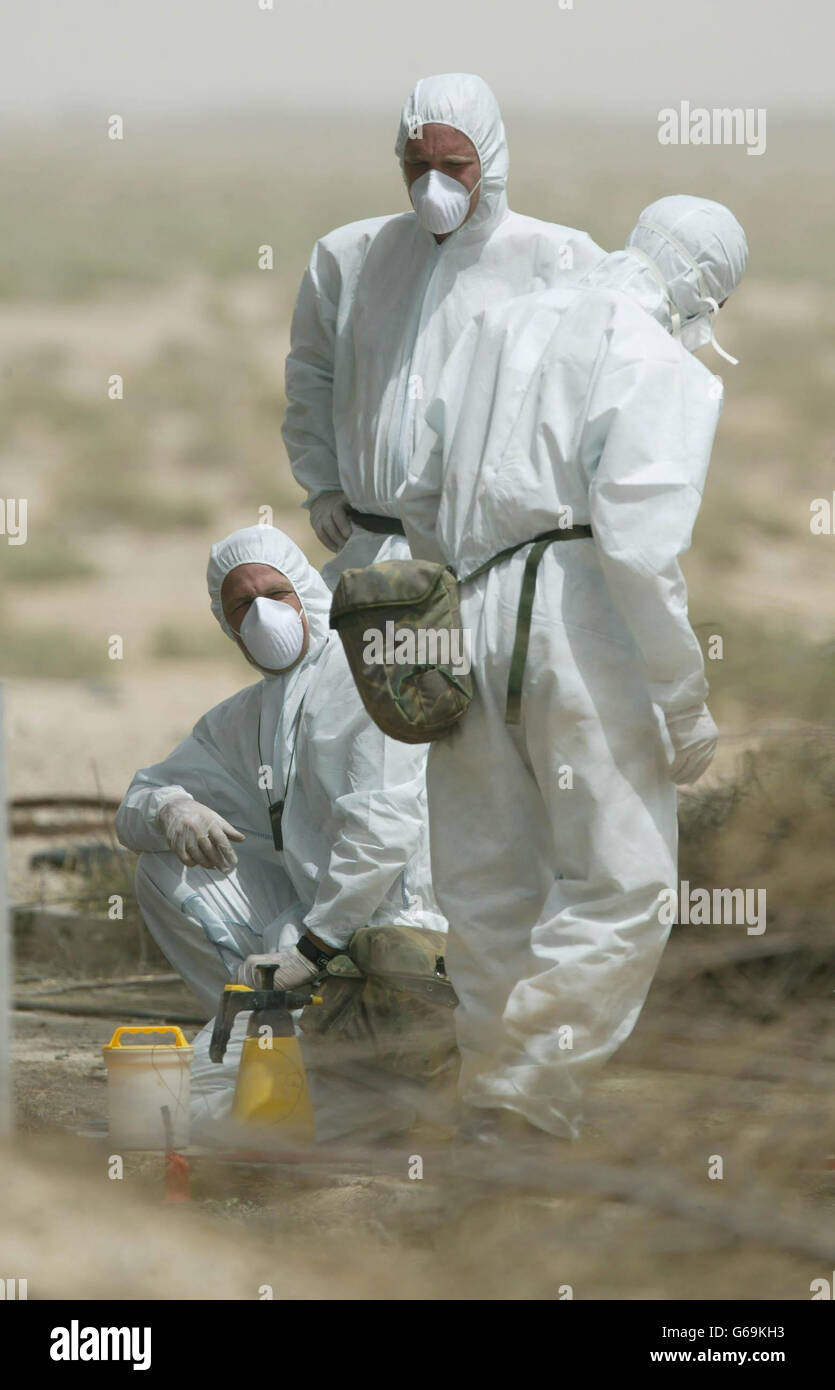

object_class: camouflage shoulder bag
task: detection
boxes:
[329,524,593,743]
[329,558,472,743]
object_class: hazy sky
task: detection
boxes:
[3,0,834,118]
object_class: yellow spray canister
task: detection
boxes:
[209,976,321,1139]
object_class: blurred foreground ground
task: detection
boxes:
[6,989,833,1300]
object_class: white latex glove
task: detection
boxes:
[157,795,245,871]
[236,947,319,990]
[309,490,353,552]
[665,705,719,785]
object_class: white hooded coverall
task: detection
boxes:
[282,72,605,585]
[400,284,724,1138]
[115,525,444,1139]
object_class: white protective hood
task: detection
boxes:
[585,195,748,360]
[207,523,331,655]
[395,73,509,239]
[207,522,334,754]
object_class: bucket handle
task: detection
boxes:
[105,1025,190,1049]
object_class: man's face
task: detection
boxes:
[402,123,481,237]
[221,562,309,672]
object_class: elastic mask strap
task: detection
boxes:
[624,247,682,336]
[635,215,713,340]
[699,295,739,366]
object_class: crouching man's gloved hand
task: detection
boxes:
[665,704,719,785]
[236,934,337,990]
[309,490,353,553]
[157,795,245,870]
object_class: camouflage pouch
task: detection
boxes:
[299,925,459,1082]
[298,952,366,1042]
[329,560,472,743]
[351,925,458,1079]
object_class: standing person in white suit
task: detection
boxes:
[399,196,748,1146]
[282,71,604,587]
[115,524,444,1139]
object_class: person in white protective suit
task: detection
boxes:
[282,71,605,586]
[114,524,445,1141]
[398,195,748,1145]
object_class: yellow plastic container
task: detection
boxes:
[232,1032,315,1140]
[103,1025,193,1150]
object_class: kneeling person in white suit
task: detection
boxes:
[115,524,444,1139]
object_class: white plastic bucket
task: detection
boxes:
[103,1025,194,1150]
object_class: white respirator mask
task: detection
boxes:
[239,596,305,671]
[409,168,482,236]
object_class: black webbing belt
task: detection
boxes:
[347,507,406,536]
[457,525,593,725]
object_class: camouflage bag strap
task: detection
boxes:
[458,525,593,724]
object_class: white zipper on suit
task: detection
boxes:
[390,240,443,489]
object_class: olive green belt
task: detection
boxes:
[456,525,593,725]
